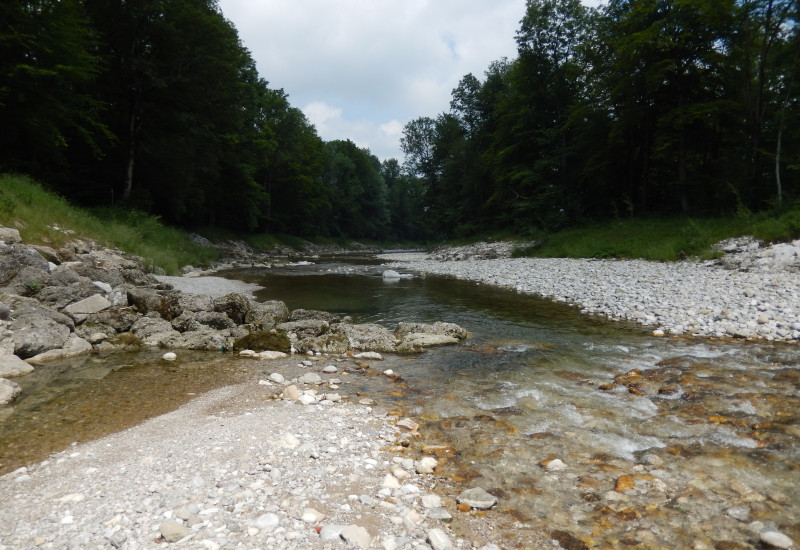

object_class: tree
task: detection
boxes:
[0,0,110,182]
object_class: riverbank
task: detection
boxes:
[379,240,800,343]
[1,378,532,550]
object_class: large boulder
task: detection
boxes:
[3,265,51,296]
[0,227,22,244]
[11,316,71,358]
[233,330,291,353]
[80,308,140,334]
[333,323,398,353]
[295,333,349,355]
[0,378,22,405]
[26,334,93,364]
[168,328,241,351]
[0,243,49,286]
[245,300,290,327]
[177,293,215,314]
[395,321,468,341]
[289,309,342,323]
[63,294,112,322]
[7,298,74,358]
[171,311,236,332]
[212,293,251,325]
[130,316,179,347]
[36,284,100,311]
[276,319,330,340]
[127,288,182,320]
[0,354,34,377]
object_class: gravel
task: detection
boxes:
[0,381,510,549]
[155,275,262,299]
[379,253,800,342]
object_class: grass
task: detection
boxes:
[512,212,800,261]
[0,173,220,274]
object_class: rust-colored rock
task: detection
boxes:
[615,475,635,493]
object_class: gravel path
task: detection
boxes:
[379,254,800,342]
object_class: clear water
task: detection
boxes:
[2,257,798,548]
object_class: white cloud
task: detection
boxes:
[218,1,599,160]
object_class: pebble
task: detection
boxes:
[761,531,795,549]
[161,352,177,361]
[382,252,800,342]
[0,384,481,549]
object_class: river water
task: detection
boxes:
[2,256,799,549]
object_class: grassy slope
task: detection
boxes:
[0,174,219,274]
[513,212,800,261]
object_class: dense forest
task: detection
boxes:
[1,0,798,241]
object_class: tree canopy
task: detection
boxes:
[1,0,797,243]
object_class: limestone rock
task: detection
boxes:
[130,316,179,347]
[0,227,22,243]
[427,528,454,550]
[456,487,497,510]
[26,334,92,364]
[126,288,181,320]
[341,525,371,549]
[0,354,34,377]
[761,531,795,549]
[10,316,70,359]
[212,293,250,324]
[0,378,22,405]
[333,323,398,352]
[159,521,189,543]
[64,294,112,317]
[289,308,341,323]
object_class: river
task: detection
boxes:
[2,256,799,549]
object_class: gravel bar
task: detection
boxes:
[380,254,800,342]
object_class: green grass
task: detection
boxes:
[0,173,220,274]
[512,213,800,261]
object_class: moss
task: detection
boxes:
[233,330,291,353]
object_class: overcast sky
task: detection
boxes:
[217,1,601,162]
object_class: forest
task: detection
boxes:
[1,0,798,242]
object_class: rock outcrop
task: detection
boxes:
[0,226,468,405]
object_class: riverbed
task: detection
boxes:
[2,255,799,549]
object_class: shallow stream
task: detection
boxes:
[2,256,798,549]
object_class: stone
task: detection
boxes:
[457,487,497,510]
[159,521,189,543]
[415,456,438,474]
[126,288,181,320]
[282,385,301,400]
[26,334,93,363]
[319,525,345,542]
[63,294,112,316]
[427,528,454,550]
[0,302,10,320]
[301,507,325,523]
[0,227,22,243]
[382,474,401,489]
[269,372,285,384]
[341,525,372,549]
[298,372,322,385]
[543,458,567,471]
[211,293,250,324]
[422,494,443,509]
[354,351,383,360]
[0,354,34,377]
[396,418,419,431]
[162,352,177,361]
[395,321,467,341]
[298,394,316,405]
[333,323,398,352]
[10,316,70,359]
[615,475,635,493]
[322,365,338,374]
[760,531,795,549]
[253,512,280,532]
[259,350,288,360]
[0,378,22,405]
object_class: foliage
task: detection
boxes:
[0,174,218,273]
[512,212,800,261]
[1,0,798,245]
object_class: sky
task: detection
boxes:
[217,1,602,163]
